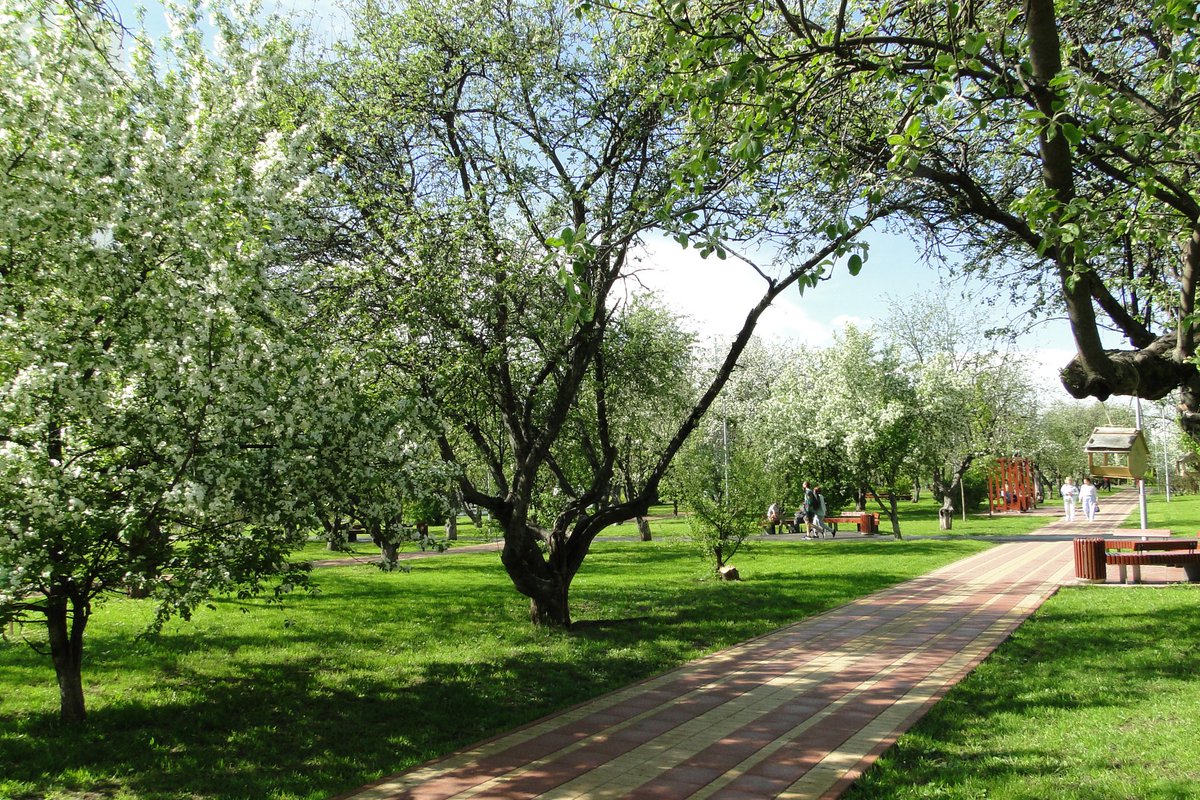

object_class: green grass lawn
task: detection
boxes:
[17,492,1183,800]
[1119,488,1200,535]
[288,510,684,562]
[829,496,1056,538]
[1,537,988,800]
[903,502,1054,537]
[642,497,1055,539]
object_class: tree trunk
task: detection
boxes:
[446,514,458,541]
[126,518,167,598]
[499,519,577,629]
[370,523,400,570]
[912,480,921,502]
[527,574,571,628]
[939,494,954,531]
[888,495,902,539]
[324,514,346,552]
[379,539,399,569]
[47,594,89,724]
[636,516,651,541]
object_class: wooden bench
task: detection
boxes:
[825,513,881,535]
[1104,539,1200,583]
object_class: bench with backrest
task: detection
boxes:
[824,512,881,535]
[1104,538,1200,583]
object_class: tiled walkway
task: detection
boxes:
[334,490,1161,800]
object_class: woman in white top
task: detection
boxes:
[1060,476,1079,521]
[1079,477,1099,521]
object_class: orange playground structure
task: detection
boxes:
[988,457,1038,513]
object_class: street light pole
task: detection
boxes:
[722,415,729,503]
[1135,397,1148,530]
[1160,408,1172,503]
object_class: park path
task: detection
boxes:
[333,490,1159,800]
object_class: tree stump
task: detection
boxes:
[718,565,740,581]
[637,517,652,541]
[938,507,954,530]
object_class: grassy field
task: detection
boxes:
[844,489,1200,800]
[1119,488,1200,534]
[879,498,1055,537]
[1,537,989,800]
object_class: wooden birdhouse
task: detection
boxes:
[1084,427,1150,480]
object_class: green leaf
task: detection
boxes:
[963,32,987,56]
[847,253,863,276]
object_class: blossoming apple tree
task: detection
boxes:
[0,0,329,722]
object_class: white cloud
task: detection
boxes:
[628,235,846,347]
[830,313,871,332]
[1027,346,1077,402]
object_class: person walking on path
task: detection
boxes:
[1080,477,1099,521]
[1060,476,1079,521]
[812,485,831,538]
[801,481,817,538]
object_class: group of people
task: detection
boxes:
[766,481,832,539]
[1059,476,1101,522]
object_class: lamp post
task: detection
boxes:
[1158,405,1173,503]
[722,415,729,503]
[1135,397,1148,530]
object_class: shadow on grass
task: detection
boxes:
[1,651,625,799]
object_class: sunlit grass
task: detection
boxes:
[1118,488,1200,535]
[651,497,1055,539]
[1,537,989,800]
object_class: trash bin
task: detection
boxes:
[1073,538,1106,582]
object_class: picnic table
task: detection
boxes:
[1073,537,1200,583]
